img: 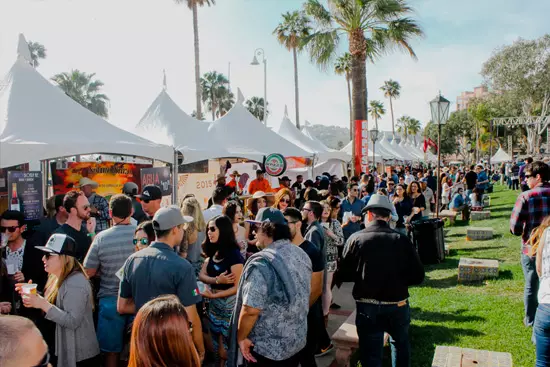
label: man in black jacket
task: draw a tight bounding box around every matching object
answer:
[337,194,425,367]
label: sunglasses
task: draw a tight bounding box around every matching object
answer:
[141,199,151,204]
[280,199,291,204]
[0,226,19,233]
[133,238,149,246]
[208,226,217,232]
[33,351,50,367]
[81,204,91,210]
[44,252,59,260]
[525,174,533,179]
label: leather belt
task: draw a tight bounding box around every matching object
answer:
[357,298,408,306]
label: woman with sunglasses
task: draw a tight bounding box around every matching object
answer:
[407,181,426,223]
[320,198,344,323]
[392,184,413,236]
[133,221,155,251]
[17,233,99,367]
[199,216,244,366]
[128,295,200,367]
[272,188,294,212]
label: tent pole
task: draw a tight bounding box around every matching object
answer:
[172,149,178,205]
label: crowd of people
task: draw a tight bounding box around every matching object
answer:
[0,157,546,367]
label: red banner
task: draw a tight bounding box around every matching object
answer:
[354,120,368,174]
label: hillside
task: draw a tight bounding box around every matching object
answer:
[307,124,351,150]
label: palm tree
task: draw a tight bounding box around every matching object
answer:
[173,0,215,121]
[381,79,401,138]
[334,53,352,139]
[200,71,229,120]
[303,0,423,174]
[51,70,109,118]
[191,110,206,121]
[368,100,385,129]
[406,117,421,145]
[396,116,409,140]
[217,88,235,118]
[27,41,46,68]
[274,10,311,129]
[245,97,269,121]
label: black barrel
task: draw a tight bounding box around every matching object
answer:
[411,218,445,265]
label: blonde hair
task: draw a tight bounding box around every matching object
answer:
[180,197,206,233]
[529,216,550,257]
[45,255,93,309]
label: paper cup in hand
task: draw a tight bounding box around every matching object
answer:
[22,284,37,295]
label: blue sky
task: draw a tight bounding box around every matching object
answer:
[1,0,548,136]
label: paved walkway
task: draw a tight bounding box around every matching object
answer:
[317,282,356,367]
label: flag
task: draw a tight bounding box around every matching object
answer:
[192,287,200,297]
[423,138,438,153]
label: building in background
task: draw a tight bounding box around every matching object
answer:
[456,86,490,111]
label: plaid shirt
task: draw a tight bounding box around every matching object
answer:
[88,193,110,233]
[510,182,550,254]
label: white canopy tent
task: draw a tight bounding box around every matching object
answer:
[134,88,231,164]
[379,133,406,161]
[340,140,383,160]
[301,123,332,151]
[0,35,174,168]
[400,139,424,161]
[207,89,311,162]
[491,147,512,163]
[275,111,349,162]
[390,137,416,161]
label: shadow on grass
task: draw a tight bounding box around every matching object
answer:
[457,246,507,253]
[498,269,514,280]
[411,307,485,323]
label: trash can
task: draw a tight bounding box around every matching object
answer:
[411,218,445,265]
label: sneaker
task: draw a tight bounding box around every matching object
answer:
[315,343,334,357]
[330,303,341,310]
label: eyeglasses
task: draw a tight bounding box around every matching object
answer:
[133,238,149,246]
[33,351,50,367]
[287,220,300,224]
[388,183,395,186]
[302,208,311,212]
[351,189,358,192]
[141,199,151,204]
[280,199,291,204]
[525,174,533,179]
[44,252,59,260]
[81,204,91,210]
[208,226,217,232]
[0,226,19,233]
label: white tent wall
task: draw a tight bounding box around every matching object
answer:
[491,147,512,163]
[0,47,174,168]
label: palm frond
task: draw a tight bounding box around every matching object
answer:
[304,0,332,28]
[303,30,340,70]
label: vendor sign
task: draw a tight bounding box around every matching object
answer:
[51,162,149,199]
[177,173,218,209]
[141,167,172,196]
[263,153,287,177]
[354,120,368,174]
[8,171,43,221]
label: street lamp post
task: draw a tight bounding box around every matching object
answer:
[430,93,450,219]
[251,48,267,126]
[370,128,379,173]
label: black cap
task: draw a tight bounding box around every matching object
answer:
[280,176,291,182]
[36,233,78,258]
[136,185,162,201]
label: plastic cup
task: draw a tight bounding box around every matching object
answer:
[21,284,37,295]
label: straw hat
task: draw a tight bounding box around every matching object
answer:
[230,170,241,178]
[77,177,98,188]
[247,191,274,212]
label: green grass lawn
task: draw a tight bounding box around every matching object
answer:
[408,185,535,366]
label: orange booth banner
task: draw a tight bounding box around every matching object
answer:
[51,162,151,200]
[286,157,313,170]
[354,119,368,174]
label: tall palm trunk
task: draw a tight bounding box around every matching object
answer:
[192,3,202,120]
[293,47,300,129]
[349,30,368,175]
[346,72,352,140]
[389,97,395,138]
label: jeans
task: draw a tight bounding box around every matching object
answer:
[522,253,540,326]
[355,301,411,367]
[535,304,550,366]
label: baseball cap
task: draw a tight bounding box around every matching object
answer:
[246,207,287,225]
[136,185,162,201]
[122,182,139,195]
[152,205,193,230]
[280,176,291,182]
[36,233,78,257]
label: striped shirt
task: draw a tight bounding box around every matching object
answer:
[83,224,136,298]
[510,182,550,254]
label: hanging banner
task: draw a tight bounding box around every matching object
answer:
[51,162,150,200]
[286,157,313,170]
[141,167,172,196]
[7,171,44,221]
[354,119,368,174]
[0,164,29,197]
[177,173,218,209]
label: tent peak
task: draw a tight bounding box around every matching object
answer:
[17,34,32,65]
[162,69,167,90]
[284,105,288,118]
[236,88,245,104]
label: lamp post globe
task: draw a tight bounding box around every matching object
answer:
[430,93,451,219]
